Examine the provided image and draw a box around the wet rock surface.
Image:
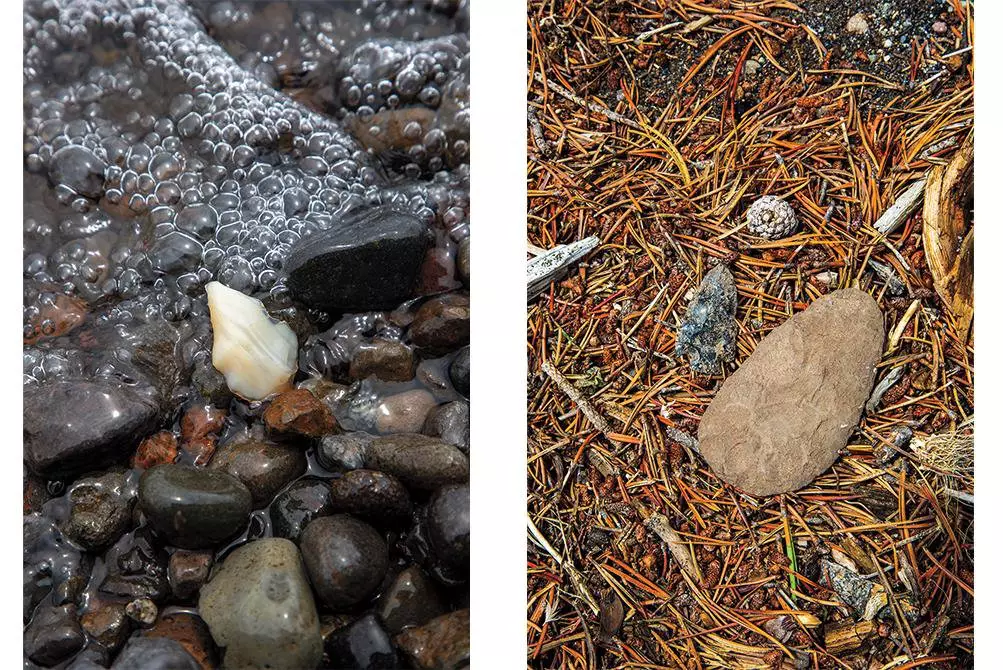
[23,0,470,665]
[142,612,219,670]
[81,599,132,652]
[207,436,306,506]
[426,484,470,572]
[110,635,201,670]
[168,550,213,600]
[98,527,170,602]
[375,388,438,434]
[674,265,737,376]
[378,566,445,636]
[317,432,373,472]
[325,613,401,669]
[350,339,417,382]
[300,515,389,610]
[24,380,160,478]
[25,603,86,666]
[139,464,253,548]
[449,346,470,397]
[62,471,137,550]
[366,434,470,491]
[269,478,334,541]
[423,400,470,453]
[330,470,412,526]
[699,289,884,496]
[263,388,338,438]
[409,294,470,353]
[200,538,323,670]
[286,207,432,311]
[395,609,470,670]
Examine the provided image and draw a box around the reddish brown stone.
[182,437,217,466]
[349,339,415,382]
[408,294,469,352]
[168,550,213,600]
[132,432,178,469]
[142,612,219,670]
[23,293,88,345]
[24,474,49,514]
[415,247,458,295]
[395,609,469,670]
[81,599,131,652]
[263,389,337,438]
[180,405,227,442]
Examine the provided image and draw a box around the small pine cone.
[746,195,800,240]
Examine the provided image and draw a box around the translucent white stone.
[206,281,297,401]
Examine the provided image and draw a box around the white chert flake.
[206,281,297,401]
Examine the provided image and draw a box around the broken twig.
[527,236,599,300]
[541,359,611,434]
[873,179,926,235]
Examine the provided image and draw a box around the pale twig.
[527,236,600,301]
[533,71,642,131]
[633,501,703,584]
[541,360,611,435]
[873,179,926,235]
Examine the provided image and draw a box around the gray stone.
[110,635,200,670]
[138,465,252,549]
[199,538,323,670]
[377,566,445,635]
[24,380,160,478]
[423,400,470,453]
[698,289,884,496]
[24,603,85,666]
[426,483,469,571]
[269,478,334,541]
[324,614,397,669]
[98,527,169,602]
[300,515,388,610]
[317,431,373,471]
[365,434,469,491]
[449,346,469,397]
[674,265,737,376]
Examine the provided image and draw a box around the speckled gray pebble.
[199,538,323,670]
[364,434,469,491]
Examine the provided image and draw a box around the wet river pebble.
[200,538,322,669]
[207,436,306,506]
[300,515,389,610]
[139,465,253,549]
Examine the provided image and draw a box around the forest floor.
[526,0,974,668]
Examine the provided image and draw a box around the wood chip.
[923,134,974,340]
